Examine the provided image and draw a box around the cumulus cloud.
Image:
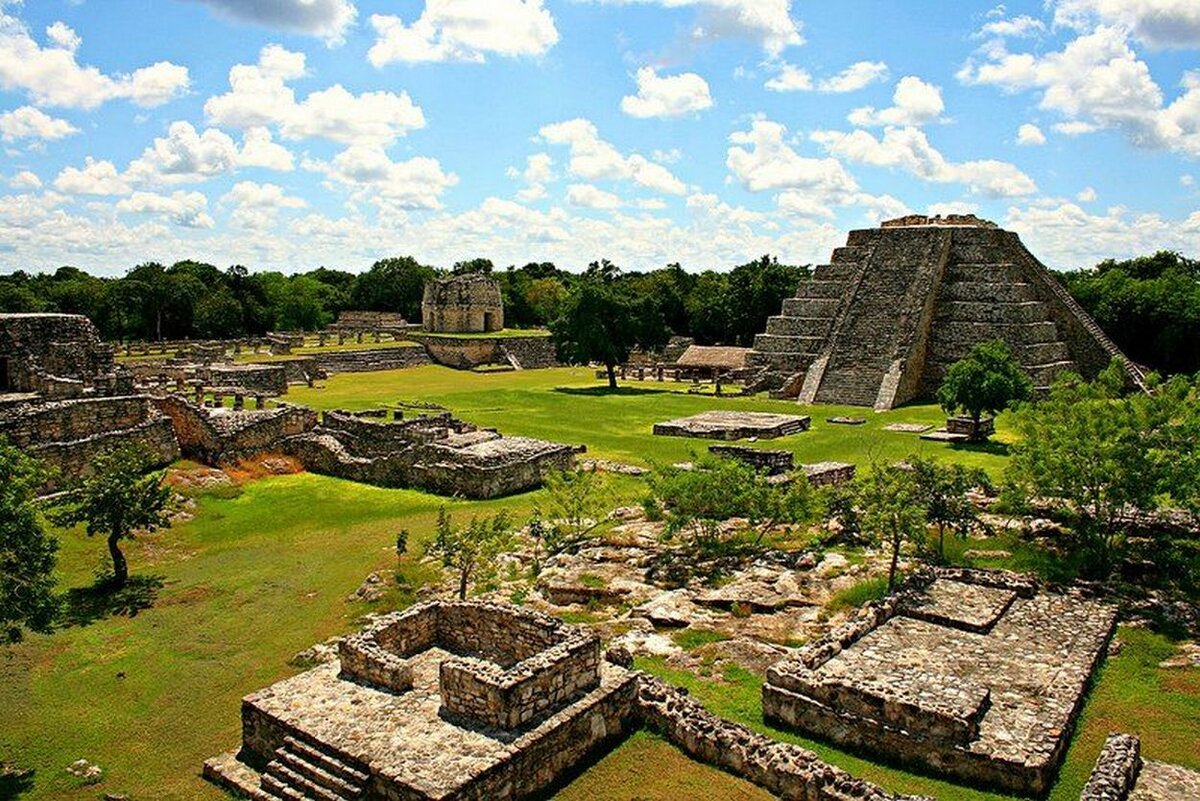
[0,106,78,142]
[725,119,858,197]
[126,121,240,184]
[620,67,713,118]
[847,76,944,127]
[0,8,189,109]
[8,170,42,190]
[1053,0,1200,50]
[117,190,214,228]
[592,0,802,55]
[1017,123,1046,145]
[238,127,295,171]
[304,145,458,209]
[507,153,556,201]
[811,126,1038,197]
[539,118,687,194]
[53,158,132,196]
[367,1,558,65]
[1077,186,1098,202]
[567,183,622,210]
[766,60,889,93]
[976,14,1046,39]
[184,0,357,45]
[221,180,307,228]
[205,45,425,147]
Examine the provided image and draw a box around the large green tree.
[0,440,59,643]
[425,508,514,600]
[350,256,435,321]
[52,445,172,589]
[549,260,670,388]
[937,340,1033,437]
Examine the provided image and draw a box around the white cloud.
[0,8,189,109]
[567,183,622,210]
[621,67,713,118]
[726,119,859,196]
[977,15,1045,39]
[1077,186,1098,202]
[766,60,889,93]
[1053,0,1200,50]
[775,190,835,220]
[53,158,132,196]
[304,145,458,209]
[811,126,1038,197]
[539,118,687,194]
[238,127,295,171]
[185,0,357,45]
[848,76,944,127]
[221,180,306,228]
[205,45,425,147]
[1053,120,1100,136]
[0,105,78,142]
[1017,122,1046,145]
[117,190,214,228]
[507,153,555,201]
[126,121,240,184]
[8,170,41,190]
[927,201,980,216]
[593,0,803,56]
[1183,173,1195,186]
[652,148,683,164]
[367,1,558,65]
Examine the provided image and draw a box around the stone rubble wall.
[406,440,576,499]
[0,313,117,393]
[202,364,288,395]
[154,395,316,465]
[408,333,559,370]
[422,274,505,333]
[708,444,795,475]
[635,675,930,801]
[1079,734,1141,801]
[312,347,432,374]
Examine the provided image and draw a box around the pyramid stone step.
[944,263,1024,283]
[936,300,1051,324]
[940,281,1036,303]
[792,280,851,300]
[931,321,1060,345]
[813,262,859,281]
[277,751,364,799]
[831,245,865,263]
[752,334,825,355]
[780,297,840,317]
[747,351,816,373]
[282,738,369,787]
[765,316,834,337]
[261,773,307,800]
[264,762,346,801]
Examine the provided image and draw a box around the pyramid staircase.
[257,736,369,800]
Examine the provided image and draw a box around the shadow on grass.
[0,767,34,800]
[949,439,1011,457]
[58,574,165,629]
[554,385,675,398]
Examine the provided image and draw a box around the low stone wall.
[636,675,929,801]
[409,333,558,370]
[1080,734,1140,801]
[312,347,431,374]
[321,409,453,452]
[500,336,559,369]
[154,396,316,465]
[708,444,794,474]
[204,364,288,395]
[408,438,577,499]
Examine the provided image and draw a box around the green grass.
[824,575,892,616]
[671,628,732,651]
[286,366,1014,478]
[633,625,1200,801]
[416,328,551,339]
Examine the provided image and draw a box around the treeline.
[0,255,809,347]
[1056,251,1200,375]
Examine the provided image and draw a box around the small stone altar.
[653,410,811,441]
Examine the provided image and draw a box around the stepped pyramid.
[748,215,1144,410]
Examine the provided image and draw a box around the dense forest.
[1,249,1197,375]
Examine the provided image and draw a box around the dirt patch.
[224,453,304,483]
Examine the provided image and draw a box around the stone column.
[318,332,327,347]
[255,394,266,409]
[338,332,346,345]
[233,393,245,411]
[194,385,205,405]
[373,330,382,343]
[356,331,363,344]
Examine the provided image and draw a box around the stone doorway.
[0,356,10,392]
[483,311,496,332]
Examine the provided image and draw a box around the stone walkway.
[1130,761,1200,800]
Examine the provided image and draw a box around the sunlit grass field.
[1,366,1194,801]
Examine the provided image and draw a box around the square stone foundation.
[763,570,1117,796]
[652,411,811,441]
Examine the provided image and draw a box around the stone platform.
[763,569,1117,795]
[653,411,811,441]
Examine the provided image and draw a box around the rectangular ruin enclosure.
[653,410,811,440]
[206,602,637,801]
[763,571,1117,796]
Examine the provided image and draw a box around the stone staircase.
[925,261,1077,392]
[259,736,369,800]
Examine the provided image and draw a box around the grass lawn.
[286,366,1013,478]
[0,366,1193,801]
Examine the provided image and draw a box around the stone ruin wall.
[312,347,432,374]
[332,311,409,330]
[203,364,288,395]
[0,314,118,394]
[0,396,179,492]
[1079,734,1141,801]
[320,409,458,452]
[406,441,576,499]
[409,333,558,370]
[422,275,505,334]
[153,396,316,465]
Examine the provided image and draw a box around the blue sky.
[0,0,1198,275]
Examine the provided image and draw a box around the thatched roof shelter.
[675,345,752,371]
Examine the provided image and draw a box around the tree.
[907,455,990,559]
[425,508,515,600]
[725,256,809,346]
[451,257,494,275]
[858,465,927,590]
[1005,362,1161,578]
[0,440,59,643]
[937,340,1033,438]
[350,257,435,321]
[549,260,670,388]
[52,445,172,589]
[534,467,611,557]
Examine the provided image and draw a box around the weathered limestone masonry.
[763,567,1118,795]
[654,410,811,440]
[311,346,432,374]
[0,313,131,397]
[154,396,317,465]
[203,364,288,395]
[422,274,505,333]
[748,215,1145,409]
[0,395,179,492]
[283,408,578,498]
[409,332,558,370]
[708,444,795,474]
[206,602,635,801]
[1079,733,1200,800]
[206,602,926,801]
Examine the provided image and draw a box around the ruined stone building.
[422,274,505,333]
[748,215,1142,410]
[0,313,130,397]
